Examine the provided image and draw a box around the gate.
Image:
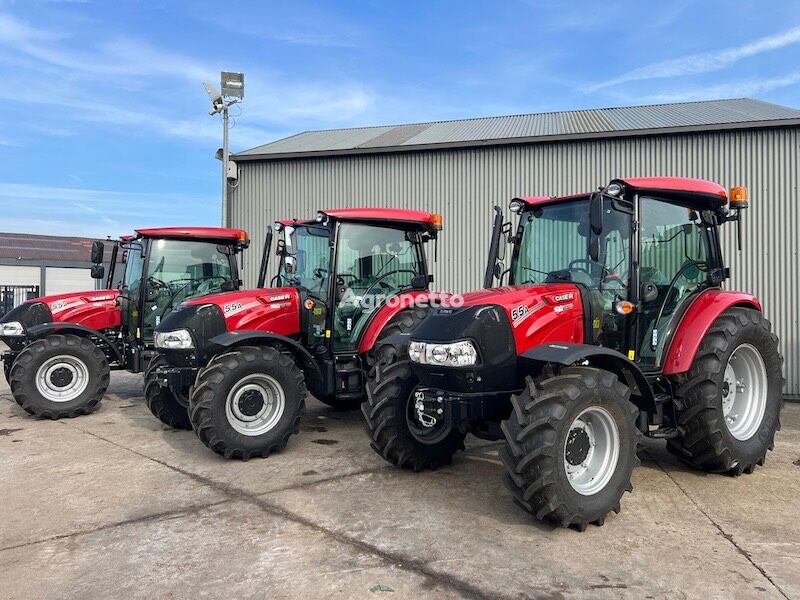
[0,285,39,318]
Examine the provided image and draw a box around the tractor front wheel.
[8,334,109,418]
[189,346,307,460]
[500,367,640,531]
[144,355,191,430]
[668,307,783,474]
[362,340,466,471]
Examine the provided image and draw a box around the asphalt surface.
[1,369,799,600]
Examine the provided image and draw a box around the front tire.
[667,308,783,474]
[500,367,640,531]
[189,346,307,460]
[9,334,109,419]
[144,355,191,430]
[362,340,466,471]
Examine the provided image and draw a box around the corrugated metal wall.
[229,127,799,396]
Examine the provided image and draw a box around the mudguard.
[208,330,324,390]
[520,342,657,412]
[356,290,448,354]
[25,322,124,364]
[661,290,761,375]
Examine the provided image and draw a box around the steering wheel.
[334,272,359,285]
[361,269,418,298]
[147,276,169,289]
[568,259,606,278]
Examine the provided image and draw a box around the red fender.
[356,290,452,354]
[661,289,762,375]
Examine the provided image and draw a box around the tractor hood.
[0,289,121,336]
[414,283,586,359]
[408,282,586,394]
[178,288,301,336]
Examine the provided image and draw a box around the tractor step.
[647,427,678,439]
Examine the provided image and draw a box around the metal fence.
[0,285,39,318]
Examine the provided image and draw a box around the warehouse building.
[0,232,104,317]
[228,98,800,396]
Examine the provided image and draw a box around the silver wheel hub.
[564,406,620,496]
[225,374,286,437]
[35,355,90,402]
[722,343,767,441]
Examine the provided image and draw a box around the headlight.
[408,340,478,367]
[0,321,24,336]
[154,329,194,350]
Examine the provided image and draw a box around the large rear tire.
[9,334,109,419]
[667,307,783,474]
[500,367,640,531]
[144,354,191,430]
[3,359,11,385]
[319,306,429,411]
[362,338,466,471]
[189,346,307,460]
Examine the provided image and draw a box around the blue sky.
[1,0,800,238]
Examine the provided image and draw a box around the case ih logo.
[269,294,291,302]
[553,293,574,302]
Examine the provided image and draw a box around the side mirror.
[90,264,105,279]
[641,282,658,303]
[410,274,431,290]
[91,241,105,264]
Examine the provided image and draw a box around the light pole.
[205,71,244,226]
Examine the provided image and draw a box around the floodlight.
[221,72,244,98]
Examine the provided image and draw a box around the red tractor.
[148,208,443,459]
[0,227,250,419]
[364,178,784,530]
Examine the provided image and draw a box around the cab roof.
[514,177,730,210]
[278,208,440,228]
[133,227,249,242]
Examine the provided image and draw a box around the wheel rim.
[722,343,768,441]
[35,354,90,403]
[224,374,286,437]
[406,388,451,445]
[564,406,620,496]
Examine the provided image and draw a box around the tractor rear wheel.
[500,367,640,531]
[144,355,191,430]
[189,346,307,460]
[318,306,429,411]
[9,334,109,418]
[362,338,466,471]
[667,307,783,474]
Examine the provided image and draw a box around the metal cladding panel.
[230,127,799,396]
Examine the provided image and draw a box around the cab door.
[636,197,716,369]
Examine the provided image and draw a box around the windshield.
[277,225,332,296]
[511,198,630,291]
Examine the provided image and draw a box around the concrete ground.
[0,371,798,600]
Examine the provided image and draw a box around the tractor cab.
[112,227,248,346]
[273,209,440,355]
[489,177,736,372]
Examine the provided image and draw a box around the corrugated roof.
[0,232,99,262]
[235,98,800,161]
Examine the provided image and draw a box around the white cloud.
[0,12,377,150]
[588,25,800,91]
[633,71,800,104]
